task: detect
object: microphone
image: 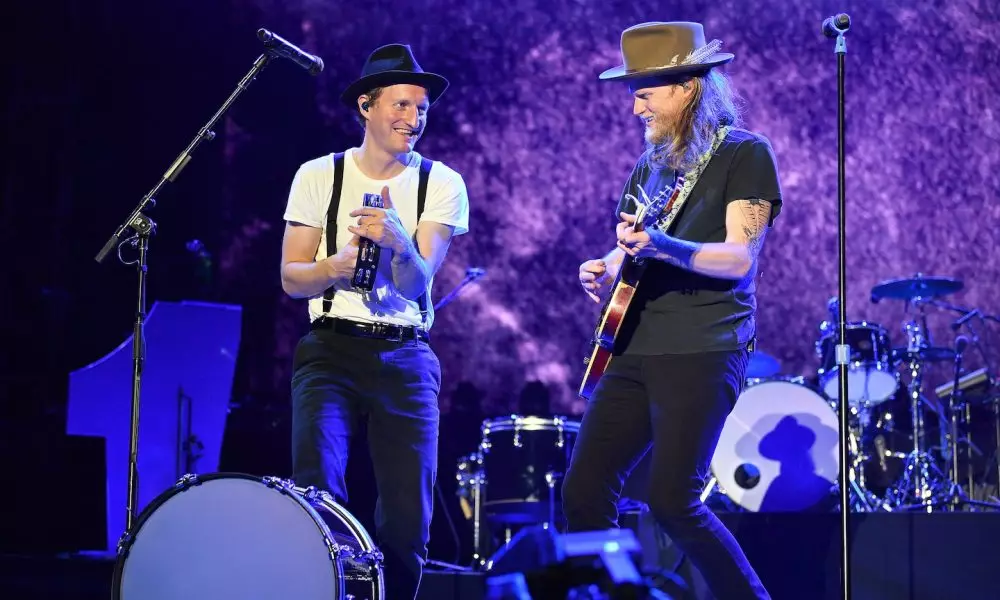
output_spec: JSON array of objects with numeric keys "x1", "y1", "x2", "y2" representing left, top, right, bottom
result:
[
  {"x1": 822, "y1": 13, "x2": 851, "y2": 38},
  {"x1": 955, "y1": 335, "x2": 969, "y2": 356},
  {"x1": 257, "y1": 28, "x2": 324, "y2": 75},
  {"x1": 951, "y1": 309, "x2": 980, "y2": 331},
  {"x1": 466, "y1": 267, "x2": 486, "y2": 279}
]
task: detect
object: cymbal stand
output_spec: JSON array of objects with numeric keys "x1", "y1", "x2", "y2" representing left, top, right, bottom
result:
[{"x1": 888, "y1": 313, "x2": 951, "y2": 510}]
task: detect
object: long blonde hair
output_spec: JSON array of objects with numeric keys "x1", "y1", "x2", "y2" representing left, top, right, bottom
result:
[{"x1": 647, "y1": 70, "x2": 743, "y2": 172}]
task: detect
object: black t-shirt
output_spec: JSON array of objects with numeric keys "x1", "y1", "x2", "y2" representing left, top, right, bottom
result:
[{"x1": 613, "y1": 128, "x2": 783, "y2": 355}]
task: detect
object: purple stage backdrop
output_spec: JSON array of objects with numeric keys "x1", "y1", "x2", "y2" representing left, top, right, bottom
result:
[
  {"x1": 4, "y1": 0, "x2": 998, "y2": 427},
  {"x1": 214, "y1": 0, "x2": 1000, "y2": 414}
]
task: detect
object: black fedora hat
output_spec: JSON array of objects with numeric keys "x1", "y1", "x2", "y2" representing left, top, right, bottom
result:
[{"x1": 340, "y1": 43, "x2": 449, "y2": 108}]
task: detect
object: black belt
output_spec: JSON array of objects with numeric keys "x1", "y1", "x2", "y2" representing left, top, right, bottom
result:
[{"x1": 311, "y1": 316, "x2": 429, "y2": 343}]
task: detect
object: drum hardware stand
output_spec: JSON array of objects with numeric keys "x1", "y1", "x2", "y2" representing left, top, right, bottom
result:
[
  {"x1": 993, "y1": 395, "x2": 1000, "y2": 498},
  {"x1": 936, "y1": 340, "x2": 1000, "y2": 512},
  {"x1": 887, "y1": 316, "x2": 953, "y2": 511},
  {"x1": 472, "y1": 470, "x2": 486, "y2": 567},
  {"x1": 845, "y1": 429, "x2": 890, "y2": 512},
  {"x1": 545, "y1": 471, "x2": 558, "y2": 530},
  {"x1": 936, "y1": 301, "x2": 1000, "y2": 500},
  {"x1": 93, "y1": 32, "x2": 320, "y2": 534}
]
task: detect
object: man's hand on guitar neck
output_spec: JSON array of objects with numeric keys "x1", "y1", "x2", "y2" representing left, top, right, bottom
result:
[{"x1": 578, "y1": 249, "x2": 625, "y2": 303}]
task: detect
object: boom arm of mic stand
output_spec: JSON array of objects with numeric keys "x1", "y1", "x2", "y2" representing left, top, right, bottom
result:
[
  {"x1": 92, "y1": 53, "x2": 274, "y2": 536},
  {"x1": 95, "y1": 53, "x2": 273, "y2": 263},
  {"x1": 433, "y1": 273, "x2": 482, "y2": 311}
]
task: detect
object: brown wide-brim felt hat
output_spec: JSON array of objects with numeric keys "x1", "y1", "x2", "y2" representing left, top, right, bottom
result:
[
  {"x1": 340, "y1": 43, "x2": 449, "y2": 108},
  {"x1": 599, "y1": 21, "x2": 734, "y2": 81}
]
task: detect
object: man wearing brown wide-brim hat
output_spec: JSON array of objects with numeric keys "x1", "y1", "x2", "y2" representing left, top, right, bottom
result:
[
  {"x1": 279, "y1": 41, "x2": 469, "y2": 600},
  {"x1": 566, "y1": 20, "x2": 781, "y2": 600}
]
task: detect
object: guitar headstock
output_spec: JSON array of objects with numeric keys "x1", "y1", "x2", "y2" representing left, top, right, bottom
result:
[{"x1": 631, "y1": 174, "x2": 685, "y2": 234}]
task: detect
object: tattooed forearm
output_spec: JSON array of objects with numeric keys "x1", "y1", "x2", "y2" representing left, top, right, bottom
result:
[
  {"x1": 736, "y1": 198, "x2": 772, "y2": 262},
  {"x1": 642, "y1": 198, "x2": 773, "y2": 280}
]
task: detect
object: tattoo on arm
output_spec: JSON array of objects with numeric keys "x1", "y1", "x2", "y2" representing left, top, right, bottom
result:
[{"x1": 736, "y1": 199, "x2": 772, "y2": 262}]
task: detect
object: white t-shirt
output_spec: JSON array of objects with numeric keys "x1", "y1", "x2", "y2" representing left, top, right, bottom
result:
[{"x1": 282, "y1": 148, "x2": 469, "y2": 329}]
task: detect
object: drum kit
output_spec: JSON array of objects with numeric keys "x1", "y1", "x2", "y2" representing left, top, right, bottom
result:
[{"x1": 454, "y1": 275, "x2": 1000, "y2": 566}]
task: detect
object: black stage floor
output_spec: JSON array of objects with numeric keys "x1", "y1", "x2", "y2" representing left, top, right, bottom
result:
[{"x1": 1, "y1": 512, "x2": 995, "y2": 600}]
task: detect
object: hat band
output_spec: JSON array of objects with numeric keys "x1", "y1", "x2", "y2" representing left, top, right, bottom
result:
[{"x1": 628, "y1": 38, "x2": 724, "y2": 72}]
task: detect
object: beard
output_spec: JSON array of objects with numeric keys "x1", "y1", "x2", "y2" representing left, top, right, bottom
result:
[{"x1": 643, "y1": 112, "x2": 676, "y2": 146}]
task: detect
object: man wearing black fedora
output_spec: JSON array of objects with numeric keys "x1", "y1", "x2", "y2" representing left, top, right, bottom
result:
[
  {"x1": 279, "y1": 43, "x2": 469, "y2": 599},
  {"x1": 565, "y1": 22, "x2": 781, "y2": 599}
]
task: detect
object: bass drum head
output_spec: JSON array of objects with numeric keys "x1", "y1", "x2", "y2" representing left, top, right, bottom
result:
[
  {"x1": 711, "y1": 380, "x2": 840, "y2": 512},
  {"x1": 113, "y1": 473, "x2": 378, "y2": 600}
]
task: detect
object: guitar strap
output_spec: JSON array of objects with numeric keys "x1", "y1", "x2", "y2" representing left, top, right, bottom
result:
[{"x1": 654, "y1": 125, "x2": 731, "y2": 233}]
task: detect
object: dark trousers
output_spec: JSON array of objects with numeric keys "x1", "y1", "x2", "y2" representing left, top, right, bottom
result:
[
  {"x1": 562, "y1": 350, "x2": 770, "y2": 600},
  {"x1": 291, "y1": 328, "x2": 441, "y2": 600}
]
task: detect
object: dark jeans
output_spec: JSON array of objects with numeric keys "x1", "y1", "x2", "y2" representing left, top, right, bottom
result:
[
  {"x1": 291, "y1": 328, "x2": 441, "y2": 600},
  {"x1": 562, "y1": 350, "x2": 770, "y2": 600}
]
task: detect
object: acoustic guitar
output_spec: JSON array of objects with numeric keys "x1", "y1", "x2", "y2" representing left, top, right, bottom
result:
[{"x1": 578, "y1": 174, "x2": 685, "y2": 399}]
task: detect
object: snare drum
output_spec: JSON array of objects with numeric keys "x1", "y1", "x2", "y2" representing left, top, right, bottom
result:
[
  {"x1": 711, "y1": 379, "x2": 841, "y2": 512},
  {"x1": 112, "y1": 472, "x2": 383, "y2": 600},
  {"x1": 478, "y1": 415, "x2": 580, "y2": 524},
  {"x1": 816, "y1": 321, "x2": 898, "y2": 406}
]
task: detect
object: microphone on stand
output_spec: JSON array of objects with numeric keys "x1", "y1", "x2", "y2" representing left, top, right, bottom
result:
[
  {"x1": 466, "y1": 267, "x2": 487, "y2": 279},
  {"x1": 947, "y1": 335, "x2": 969, "y2": 487},
  {"x1": 955, "y1": 335, "x2": 969, "y2": 357},
  {"x1": 950, "y1": 335, "x2": 969, "y2": 403},
  {"x1": 822, "y1": 13, "x2": 851, "y2": 38},
  {"x1": 257, "y1": 28, "x2": 324, "y2": 75}
]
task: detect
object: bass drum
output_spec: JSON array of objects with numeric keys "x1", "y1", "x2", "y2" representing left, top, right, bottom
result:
[
  {"x1": 711, "y1": 378, "x2": 841, "y2": 512},
  {"x1": 112, "y1": 472, "x2": 383, "y2": 600}
]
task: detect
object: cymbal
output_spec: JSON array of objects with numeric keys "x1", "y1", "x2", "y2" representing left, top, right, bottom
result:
[
  {"x1": 871, "y1": 275, "x2": 962, "y2": 302},
  {"x1": 892, "y1": 346, "x2": 957, "y2": 363},
  {"x1": 746, "y1": 350, "x2": 780, "y2": 379}
]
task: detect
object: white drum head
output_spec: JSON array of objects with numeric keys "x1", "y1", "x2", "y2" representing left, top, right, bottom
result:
[
  {"x1": 821, "y1": 365, "x2": 897, "y2": 406},
  {"x1": 117, "y1": 475, "x2": 338, "y2": 599},
  {"x1": 712, "y1": 380, "x2": 840, "y2": 512}
]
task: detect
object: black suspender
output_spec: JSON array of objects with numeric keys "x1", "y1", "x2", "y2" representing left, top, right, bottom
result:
[
  {"x1": 417, "y1": 157, "x2": 431, "y2": 225},
  {"x1": 415, "y1": 157, "x2": 433, "y2": 323},
  {"x1": 321, "y1": 153, "x2": 435, "y2": 320},
  {"x1": 321, "y1": 152, "x2": 346, "y2": 314}
]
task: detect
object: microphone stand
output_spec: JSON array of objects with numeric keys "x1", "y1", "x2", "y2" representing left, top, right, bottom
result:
[
  {"x1": 94, "y1": 52, "x2": 274, "y2": 536},
  {"x1": 434, "y1": 268, "x2": 486, "y2": 311},
  {"x1": 826, "y1": 16, "x2": 852, "y2": 600},
  {"x1": 948, "y1": 339, "x2": 966, "y2": 510},
  {"x1": 428, "y1": 267, "x2": 484, "y2": 570}
]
